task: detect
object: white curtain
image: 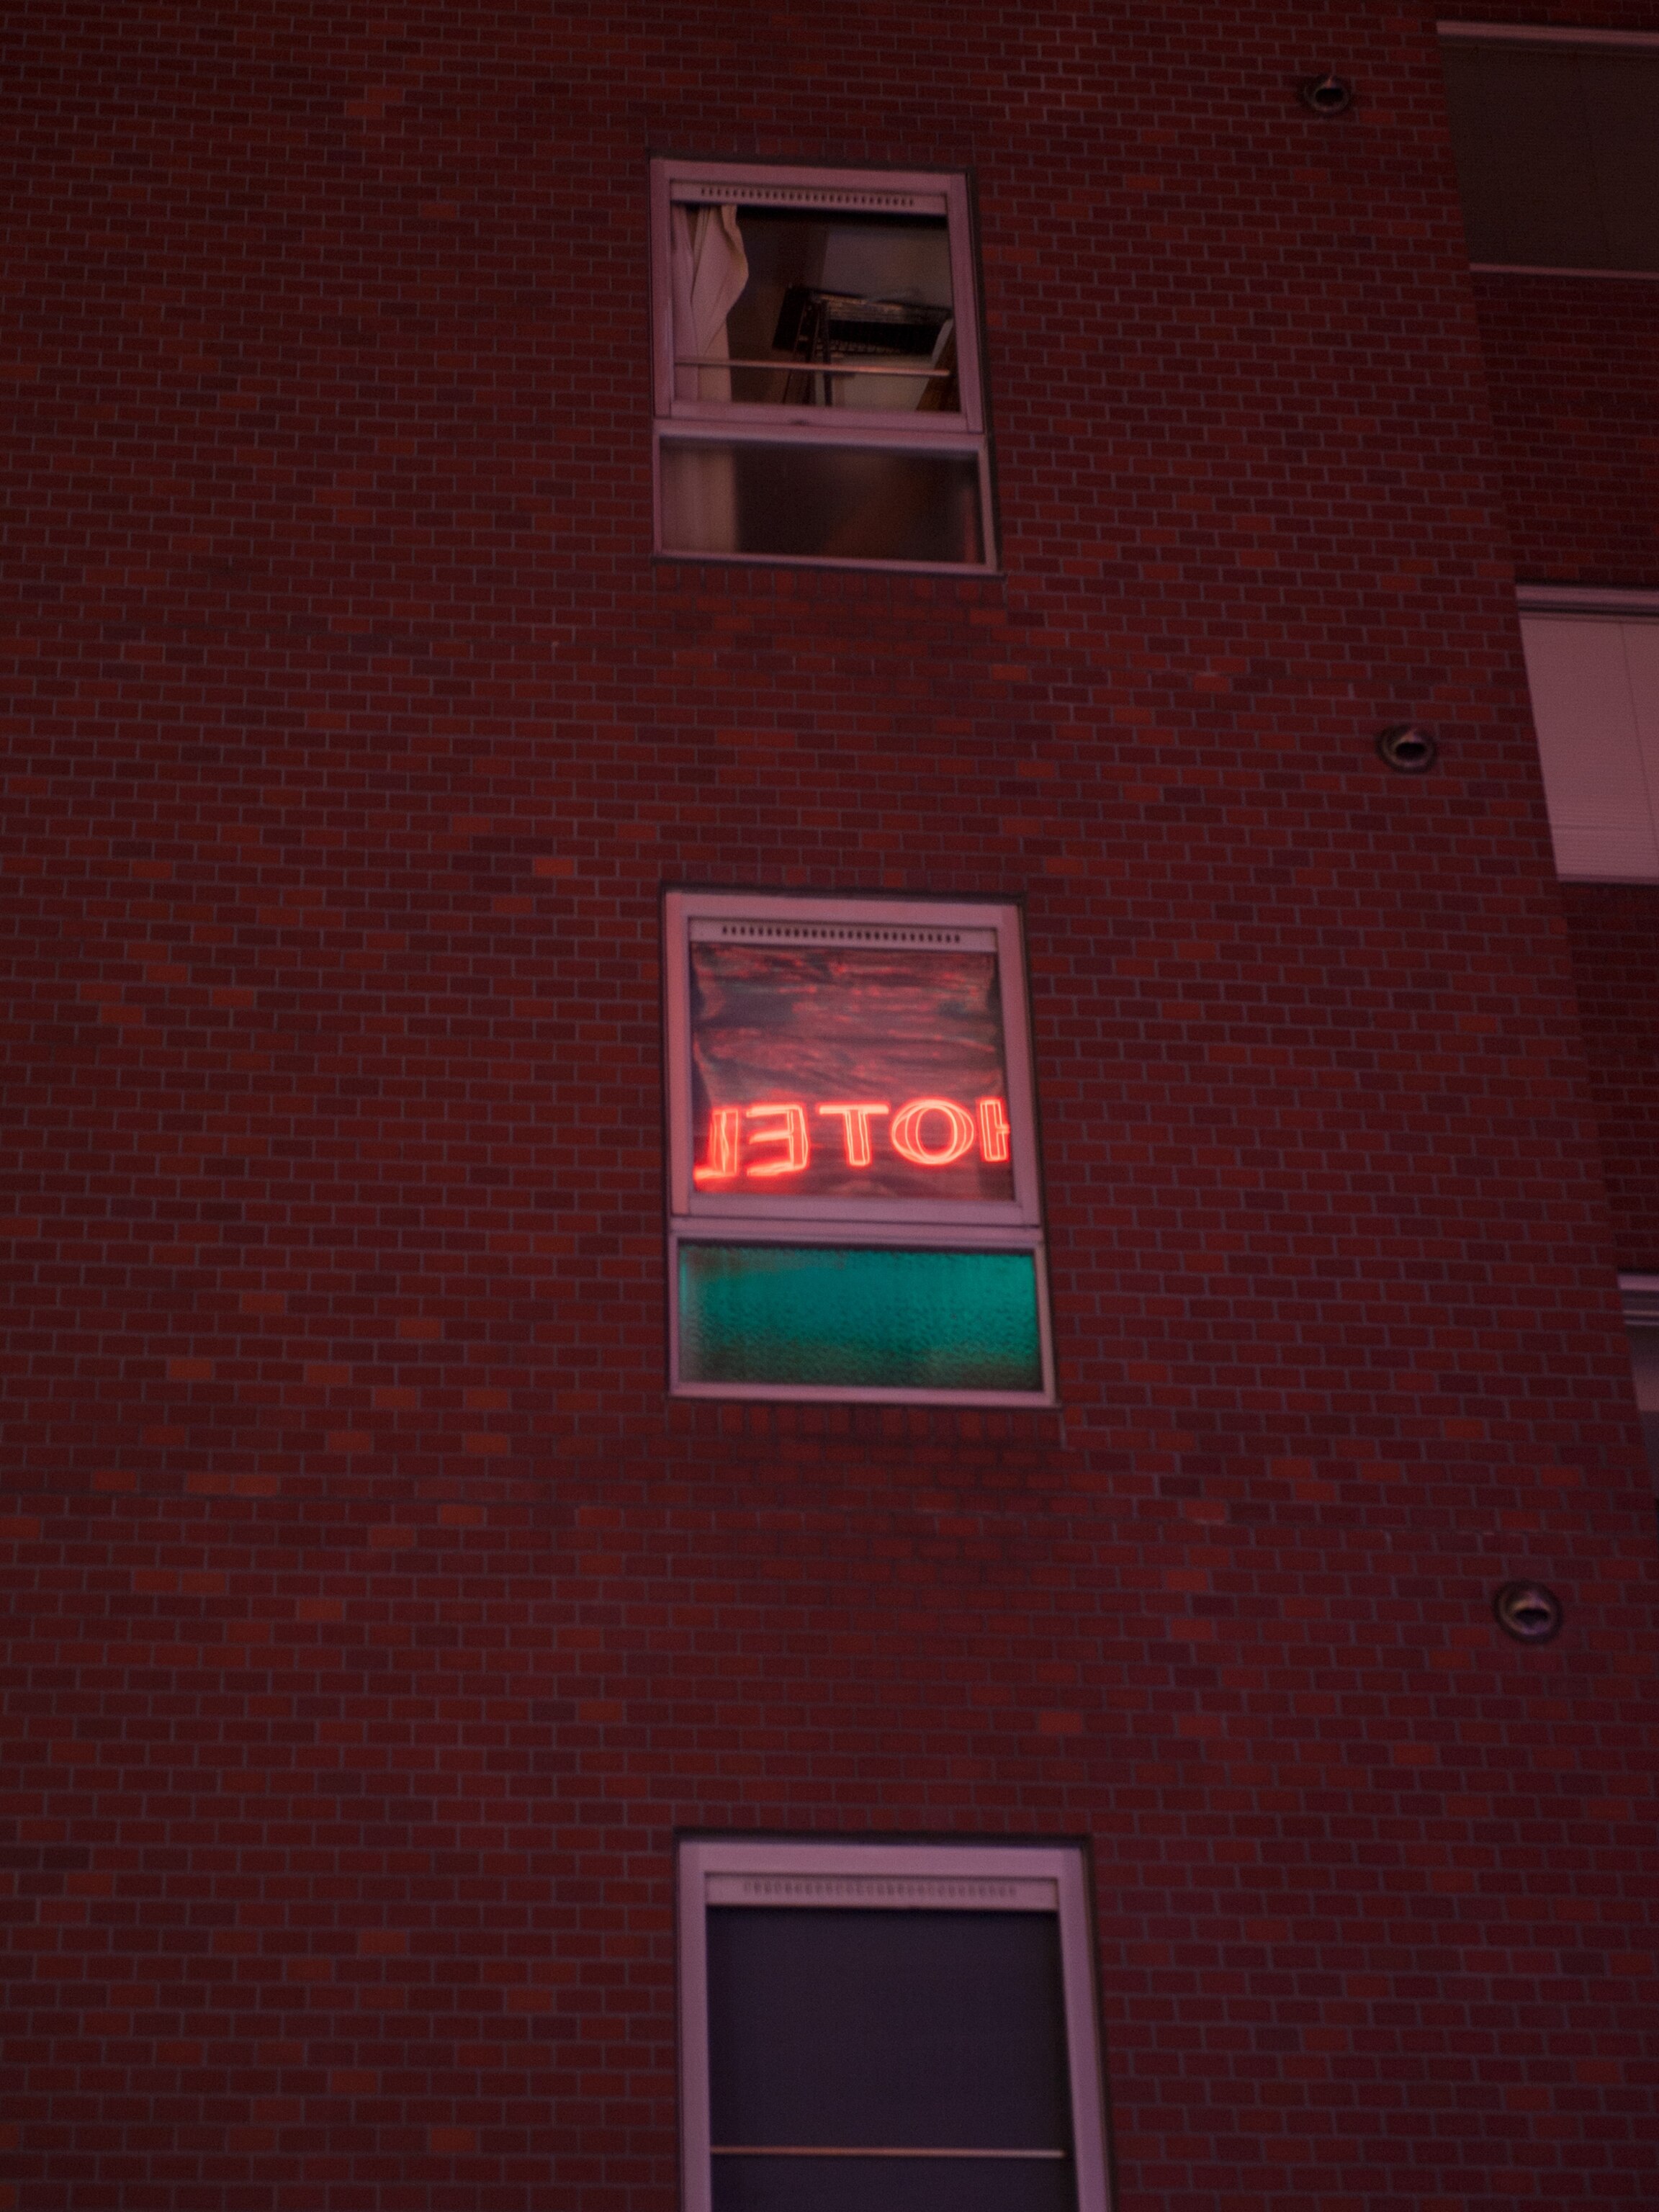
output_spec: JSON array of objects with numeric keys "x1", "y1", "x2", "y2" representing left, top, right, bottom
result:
[
  {"x1": 670, "y1": 203, "x2": 748, "y2": 397},
  {"x1": 664, "y1": 204, "x2": 748, "y2": 549}
]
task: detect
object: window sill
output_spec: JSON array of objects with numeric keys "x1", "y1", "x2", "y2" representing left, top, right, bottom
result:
[
  {"x1": 1470, "y1": 261, "x2": 1659, "y2": 280},
  {"x1": 651, "y1": 547, "x2": 1005, "y2": 580}
]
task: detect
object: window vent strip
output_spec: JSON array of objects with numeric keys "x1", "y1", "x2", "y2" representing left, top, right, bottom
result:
[
  {"x1": 708, "y1": 923, "x2": 969, "y2": 947},
  {"x1": 703, "y1": 1872, "x2": 1056, "y2": 1908},
  {"x1": 669, "y1": 181, "x2": 947, "y2": 214},
  {"x1": 711, "y1": 2146, "x2": 1066, "y2": 2161}
]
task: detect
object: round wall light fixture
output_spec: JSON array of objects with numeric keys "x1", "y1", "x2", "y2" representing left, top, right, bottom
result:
[
  {"x1": 1377, "y1": 722, "x2": 1438, "y2": 773},
  {"x1": 1493, "y1": 1580, "x2": 1563, "y2": 1645},
  {"x1": 1300, "y1": 72, "x2": 1355, "y2": 116}
]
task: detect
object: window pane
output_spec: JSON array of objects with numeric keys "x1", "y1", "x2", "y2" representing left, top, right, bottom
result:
[
  {"x1": 1442, "y1": 45, "x2": 1659, "y2": 271},
  {"x1": 1626, "y1": 1323, "x2": 1659, "y2": 1491},
  {"x1": 660, "y1": 439, "x2": 984, "y2": 565},
  {"x1": 1579, "y1": 57, "x2": 1659, "y2": 271},
  {"x1": 713, "y1": 2156, "x2": 1076, "y2": 2212},
  {"x1": 690, "y1": 942, "x2": 1016, "y2": 1205},
  {"x1": 715, "y1": 208, "x2": 958, "y2": 410},
  {"x1": 706, "y1": 1908, "x2": 1074, "y2": 2151},
  {"x1": 1519, "y1": 616, "x2": 1659, "y2": 881},
  {"x1": 679, "y1": 1245, "x2": 1043, "y2": 1391},
  {"x1": 1441, "y1": 45, "x2": 1607, "y2": 266}
]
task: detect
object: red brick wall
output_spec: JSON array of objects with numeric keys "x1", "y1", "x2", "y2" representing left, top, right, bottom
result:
[
  {"x1": 1562, "y1": 885, "x2": 1659, "y2": 1269},
  {"x1": 1474, "y1": 274, "x2": 1659, "y2": 588},
  {"x1": 4, "y1": 6, "x2": 1657, "y2": 2210}
]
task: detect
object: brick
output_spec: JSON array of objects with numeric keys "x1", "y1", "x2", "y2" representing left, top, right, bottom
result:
[{"x1": 0, "y1": 8, "x2": 1655, "y2": 2211}]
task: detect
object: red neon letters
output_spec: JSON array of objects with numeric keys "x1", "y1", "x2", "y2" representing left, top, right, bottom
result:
[
  {"x1": 816, "y1": 1101, "x2": 889, "y2": 1167},
  {"x1": 977, "y1": 1094, "x2": 1011, "y2": 1164},
  {"x1": 742, "y1": 1101, "x2": 810, "y2": 1177},
  {"x1": 692, "y1": 1106, "x2": 741, "y2": 1185},
  {"x1": 694, "y1": 1095, "x2": 1010, "y2": 1183},
  {"x1": 889, "y1": 1097, "x2": 976, "y2": 1167}
]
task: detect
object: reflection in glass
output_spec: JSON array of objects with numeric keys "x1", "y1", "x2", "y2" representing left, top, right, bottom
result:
[
  {"x1": 689, "y1": 943, "x2": 1014, "y2": 1204},
  {"x1": 662, "y1": 438, "x2": 983, "y2": 565}
]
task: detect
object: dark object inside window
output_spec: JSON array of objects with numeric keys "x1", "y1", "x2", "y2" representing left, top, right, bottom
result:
[{"x1": 768, "y1": 288, "x2": 958, "y2": 410}]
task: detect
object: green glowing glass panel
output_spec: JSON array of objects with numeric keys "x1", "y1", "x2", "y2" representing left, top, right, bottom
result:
[{"x1": 679, "y1": 1244, "x2": 1043, "y2": 1392}]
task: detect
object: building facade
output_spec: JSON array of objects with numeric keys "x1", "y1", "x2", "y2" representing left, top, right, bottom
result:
[{"x1": 4, "y1": 4, "x2": 1657, "y2": 2206}]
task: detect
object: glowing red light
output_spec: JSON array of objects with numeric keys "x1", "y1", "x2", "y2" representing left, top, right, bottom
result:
[
  {"x1": 976, "y1": 1096, "x2": 1011, "y2": 1164},
  {"x1": 696, "y1": 1093, "x2": 1015, "y2": 1188},
  {"x1": 693, "y1": 1105, "x2": 742, "y2": 1184},
  {"x1": 744, "y1": 1101, "x2": 810, "y2": 1177},
  {"x1": 889, "y1": 1097, "x2": 976, "y2": 1169},
  {"x1": 816, "y1": 1101, "x2": 891, "y2": 1167}
]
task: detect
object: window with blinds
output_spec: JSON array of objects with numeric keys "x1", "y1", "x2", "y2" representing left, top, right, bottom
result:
[{"x1": 678, "y1": 1840, "x2": 1112, "y2": 2212}]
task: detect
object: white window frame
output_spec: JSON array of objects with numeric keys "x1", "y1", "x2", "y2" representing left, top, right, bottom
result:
[
  {"x1": 648, "y1": 156, "x2": 996, "y2": 572},
  {"x1": 1516, "y1": 587, "x2": 1659, "y2": 882},
  {"x1": 678, "y1": 1836, "x2": 1112, "y2": 2212},
  {"x1": 662, "y1": 888, "x2": 1053, "y2": 1405}
]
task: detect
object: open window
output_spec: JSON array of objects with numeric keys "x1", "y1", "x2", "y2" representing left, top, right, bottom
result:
[
  {"x1": 649, "y1": 158, "x2": 994, "y2": 570},
  {"x1": 662, "y1": 889, "x2": 1053, "y2": 1403},
  {"x1": 678, "y1": 1838, "x2": 1112, "y2": 2212}
]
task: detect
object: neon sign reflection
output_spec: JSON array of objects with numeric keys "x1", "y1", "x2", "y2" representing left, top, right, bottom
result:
[
  {"x1": 694, "y1": 1095, "x2": 1010, "y2": 1184},
  {"x1": 690, "y1": 940, "x2": 1018, "y2": 1202}
]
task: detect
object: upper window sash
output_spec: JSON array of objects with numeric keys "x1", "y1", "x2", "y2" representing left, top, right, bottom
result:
[
  {"x1": 649, "y1": 158, "x2": 986, "y2": 436},
  {"x1": 662, "y1": 891, "x2": 1043, "y2": 1232}
]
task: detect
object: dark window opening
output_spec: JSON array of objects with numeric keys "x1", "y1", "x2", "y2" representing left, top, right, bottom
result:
[{"x1": 1442, "y1": 40, "x2": 1659, "y2": 271}]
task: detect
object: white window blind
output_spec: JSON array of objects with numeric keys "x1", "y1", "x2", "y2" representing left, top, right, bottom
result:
[{"x1": 1518, "y1": 606, "x2": 1659, "y2": 881}]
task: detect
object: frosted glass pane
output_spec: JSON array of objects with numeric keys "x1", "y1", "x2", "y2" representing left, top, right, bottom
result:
[
  {"x1": 661, "y1": 439, "x2": 984, "y2": 565},
  {"x1": 678, "y1": 1244, "x2": 1042, "y2": 1391}
]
